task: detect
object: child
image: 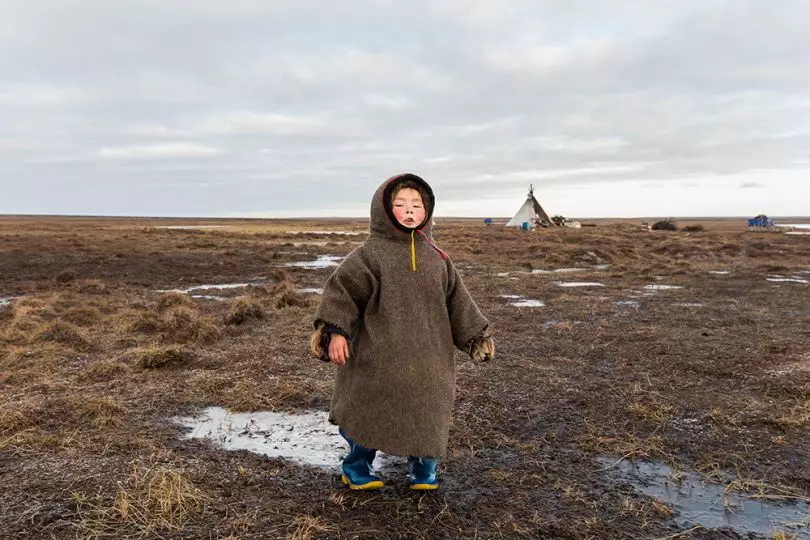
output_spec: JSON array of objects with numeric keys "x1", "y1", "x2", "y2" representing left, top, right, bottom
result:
[{"x1": 310, "y1": 173, "x2": 495, "y2": 491}]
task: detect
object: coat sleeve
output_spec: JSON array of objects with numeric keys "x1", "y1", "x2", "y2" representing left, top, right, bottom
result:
[
  {"x1": 314, "y1": 247, "x2": 378, "y2": 337},
  {"x1": 446, "y1": 258, "x2": 489, "y2": 351}
]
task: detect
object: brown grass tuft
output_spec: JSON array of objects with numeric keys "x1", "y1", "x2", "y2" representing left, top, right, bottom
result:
[
  {"x1": 76, "y1": 279, "x2": 108, "y2": 294},
  {"x1": 79, "y1": 359, "x2": 132, "y2": 381},
  {"x1": 157, "y1": 292, "x2": 193, "y2": 311},
  {"x1": 75, "y1": 462, "x2": 207, "y2": 537},
  {"x1": 159, "y1": 306, "x2": 221, "y2": 344},
  {"x1": 272, "y1": 281, "x2": 316, "y2": 309},
  {"x1": 82, "y1": 397, "x2": 124, "y2": 427},
  {"x1": 289, "y1": 515, "x2": 338, "y2": 540},
  {"x1": 62, "y1": 306, "x2": 103, "y2": 327},
  {"x1": 130, "y1": 312, "x2": 162, "y2": 334},
  {"x1": 34, "y1": 320, "x2": 94, "y2": 352},
  {"x1": 136, "y1": 347, "x2": 195, "y2": 369},
  {"x1": 224, "y1": 298, "x2": 265, "y2": 325},
  {"x1": 0, "y1": 302, "x2": 15, "y2": 323}
]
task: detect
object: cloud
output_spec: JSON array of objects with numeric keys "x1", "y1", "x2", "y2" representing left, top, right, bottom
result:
[
  {"x1": 1, "y1": 0, "x2": 810, "y2": 216},
  {"x1": 98, "y1": 143, "x2": 226, "y2": 160}
]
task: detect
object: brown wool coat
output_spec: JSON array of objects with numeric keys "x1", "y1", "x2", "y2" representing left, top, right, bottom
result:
[{"x1": 314, "y1": 174, "x2": 488, "y2": 458}]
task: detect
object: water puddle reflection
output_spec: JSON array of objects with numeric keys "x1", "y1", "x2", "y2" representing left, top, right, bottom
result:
[
  {"x1": 767, "y1": 276, "x2": 809, "y2": 284},
  {"x1": 157, "y1": 282, "x2": 257, "y2": 294},
  {"x1": 176, "y1": 407, "x2": 402, "y2": 471},
  {"x1": 554, "y1": 281, "x2": 605, "y2": 287},
  {"x1": 709, "y1": 270, "x2": 731, "y2": 275},
  {"x1": 598, "y1": 457, "x2": 810, "y2": 538},
  {"x1": 154, "y1": 225, "x2": 231, "y2": 230},
  {"x1": 297, "y1": 288, "x2": 324, "y2": 295},
  {"x1": 284, "y1": 255, "x2": 343, "y2": 269},
  {"x1": 643, "y1": 284, "x2": 683, "y2": 290}
]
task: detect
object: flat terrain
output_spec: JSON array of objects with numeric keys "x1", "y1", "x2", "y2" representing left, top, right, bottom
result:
[{"x1": 1, "y1": 216, "x2": 809, "y2": 539}]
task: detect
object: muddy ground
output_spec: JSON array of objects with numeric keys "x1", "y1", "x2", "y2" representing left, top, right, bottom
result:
[{"x1": 1, "y1": 216, "x2": 809, "y2": 539}]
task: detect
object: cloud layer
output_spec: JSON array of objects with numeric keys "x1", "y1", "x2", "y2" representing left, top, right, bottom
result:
[{"x1": 2, "y1": 1, "x2": 809, "y2": 216}]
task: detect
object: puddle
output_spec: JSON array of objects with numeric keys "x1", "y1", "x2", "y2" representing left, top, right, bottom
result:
[
  {"x1": 286, "y1": 230, "x2": 361, "y2": 236},
  {"x1": 598, "y1": 457, "x2": 810, "y2": 538},
  {"x1": 532, "y1": 265, "x2": 609, "y2": 274},
  {"x1": 297, "y1": 288, "x2": 324, "y2": 294},
  {"x1": 157, "y1": 282, "x2": 257, "y2": 294},
  {"x1": 191, "y1": 294, "x2": 244, "y2": 301},
  {"x1": 786, "y1": 232, "x2": 810, "y2": 235},
  {"x1": 554, "y1": 282, "x2": 605, "y2": 287},
  {"x1": 709, "y1": 270, "x2": 730, "y2": 275},
  {"x1": 511, "y1": 299, "x2": 545, "y2": 307},
  {"x1": 154, "y1": 225, "x2": 231, "y2": 230},
  {"x1": 498, "y1": 294, "x2": 522, "y2": 299},
  {"x1": 176, "y1": 407, "x2": 401, "y2": 471},
  {"x1": 496, "y1": 272, "x2": 511, "y2": 277},
  {"x1": 616, "y1": 300, "x2": 641, "y2": 308},
  {"x1": 672, "y1": 302, "x2": 704, "y2": 307},
  {"x1": 0, "y1": 297, "x2": 13, "y2": 307},
  {"x1": 776, "y1": 224, "x2": 810, "y2": 230},
  {"x1": 767, "y1": 276, "x2": 809, "y2": 284},
  {"x1": 284, "y1": 255, "x2": 343, "y2": 269},
  {"x1": 643, "y1": 284, "x2": 683, "y2": 290}
]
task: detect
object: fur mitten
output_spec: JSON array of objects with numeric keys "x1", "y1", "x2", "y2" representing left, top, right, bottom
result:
[
  {"x1": 467, "y1": 334, "x2": 495, "y2": 362},
  {"x1": 309, "y1": 322, "x2": 330, "y2": 362}
]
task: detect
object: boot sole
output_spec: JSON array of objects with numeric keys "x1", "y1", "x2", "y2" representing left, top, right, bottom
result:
[
  {"x1": 341, "y1": 474, "x2": 384, "y2": 490},
  {"x1": 409, "y1": 483, "x2": 439, "y2": 491}
]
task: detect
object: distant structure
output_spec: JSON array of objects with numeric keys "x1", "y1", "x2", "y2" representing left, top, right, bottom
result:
[
  {"x1": 505, "y1": 185, "x2": 555, "y2": 229},
  {"x1": 747, "y1": 214, "x2": 774, "y2": 228}
]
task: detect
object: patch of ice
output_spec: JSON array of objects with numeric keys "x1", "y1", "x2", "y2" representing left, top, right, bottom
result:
[
  {"x1": 0, "y1": 297, "x2": 12, "y2": 307},
  {"x1": 554, "y1": 282, "x2": 605, "y2": 287},
  {"x1": 498, "y1": 294, "x2": 523, "y2": 299},
  {"x1": 708, "y1": 270, "x2": 730, "y2": 275},
  {"x1": 286, "y1": 230, "x2": 361, "y2": 236},
  {"x1": 298, "y1": 288, "x2": 324, "y2": 294},
  {"x1": 786, "y1": 231, "x2": 810, "y2": 235},
  {"x1": 284, "y1": 255, "x2": 343, "y2": 269},
  {"x1": 598, "y1": 457, "x2": 810, "y2": 538},
  {"x1": 496, "y1": 272, "x2": 511, "y2": 277},
  {"x1": 532, "y1": 267, "x2": 587, "y2": 274},
  {"x1": 673, "y1": 302, "x2": 703, "y2": 307},
  {"x1": 643, "y1": 284, "x2": 683, "y2": 290},
  {"x1": 766, "y1": 277, "x2": 809, "y2": 284},
  {"x1": 157, "y1": 282, "x2": 255, "y2": 294},
  {"x1": 775, "y1": 223, "x2": 810, "y2": 229},
  {"x1": 153, "y1": 225, "x2": 230, "y2": 230},
  {"x1": 511, "y1": 299, "x2": 544, "y2": 307},
  {"x1": 616, "y1": 300, "x2": 641, "y2": 308},
  {"x1": 191, "y1": 295, "x2": 232, "y2": 301},
  {"x1": 176, "y1": 407, "x2": 402, "y2": 471}
]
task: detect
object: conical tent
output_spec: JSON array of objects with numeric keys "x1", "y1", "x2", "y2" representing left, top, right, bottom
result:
[{"x1": 505, "y1": 185, "x2": 554, "y2": 228}]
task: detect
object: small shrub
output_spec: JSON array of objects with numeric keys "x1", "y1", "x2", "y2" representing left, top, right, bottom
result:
[
  {"x1": 63, "y1": 307, "x2": 103, "y2": 327},
  {"x1": 159, "y1": 307, "x2": 221, "y2": 344},
  {"x1": 224, "y1": 298, "x2": 265, "y2": 325},
  {"x1": 682, "y1": 224, "x2": 705, "y2": 232},
  {"x1": 131, "y1": 312, "x2": 161, "y2": 334},
  {"x1": 137, "y1": 347, "x2": 195, "y2": 369},
  {"x1": 651, "y1": 220, "x2": 678, "y2": 231},
  {"x1": 157, "y1": 292, "x2": 193, "y2": 311},
  {"x1": 35, "y1": 321, "x2": 94, "y2": 352}
]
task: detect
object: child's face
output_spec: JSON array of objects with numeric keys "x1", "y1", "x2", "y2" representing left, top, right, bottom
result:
[{"x1": 392, "y1": 187, "x2": 426, "y2": 229}]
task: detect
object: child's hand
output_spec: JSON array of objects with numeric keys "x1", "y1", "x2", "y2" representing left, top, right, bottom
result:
[
  {"x1": 329, "y1": 334, "x2": 350, "y2": 365},
  {"x1": 468, "y1": 335, "x2": 495, "y2": 362}
]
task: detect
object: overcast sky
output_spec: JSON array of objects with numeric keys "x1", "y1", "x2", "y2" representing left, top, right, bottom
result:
[{"x1": 2, "y1": 1, "x2": 809, "y2": 218}]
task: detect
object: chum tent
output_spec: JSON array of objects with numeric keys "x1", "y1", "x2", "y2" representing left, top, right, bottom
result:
[{"x1": 505, "y1": 185, "x2": 555, "y2": 228}]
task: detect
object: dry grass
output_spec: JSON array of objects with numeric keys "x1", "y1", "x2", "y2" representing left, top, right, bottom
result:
[
  {"x1": 79, "y1": 359, "x2": 132, "y2": 381},
  {"x1": 34, "y1": 320, "x2": 94, "y2": 352},
  {"x1": 136, "y1": 347, "x2": 195, "y2": 369},
  {"x1": 159, "y1": 306, "x2": 221, "y2": 344},
  {"x1": 62, "y1": 306, "x2": 103, "y2": 327},
  {"x1": 223, "y1": 298, "x2": 265, "y2": 325},
  {"x1": 157, "y1": 292, "x2": 194, "y2": 311},
  {"x1": 74, "y1": 462, "x2": 208, "y2": 538},
  {"x1": 289, "y1": 515, "x2": 338, "y2": 540}
]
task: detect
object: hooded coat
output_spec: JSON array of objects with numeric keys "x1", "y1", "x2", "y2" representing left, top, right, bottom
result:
[{"x1": 314, "y1": 174, "x2": 489, "y2": 458}]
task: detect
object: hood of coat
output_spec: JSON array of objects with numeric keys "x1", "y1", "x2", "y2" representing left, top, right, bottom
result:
[{"x1": 369, "y1": 173, "x2": 435, "y2": 241}]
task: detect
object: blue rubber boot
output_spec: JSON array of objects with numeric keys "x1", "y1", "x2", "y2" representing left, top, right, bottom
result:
[
  {"x1": 339, "y1": 428, "x2": 384, "y2": 490},
  {"x1": 408, "y1": 456, "x2": 439, "y2": 490}
]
